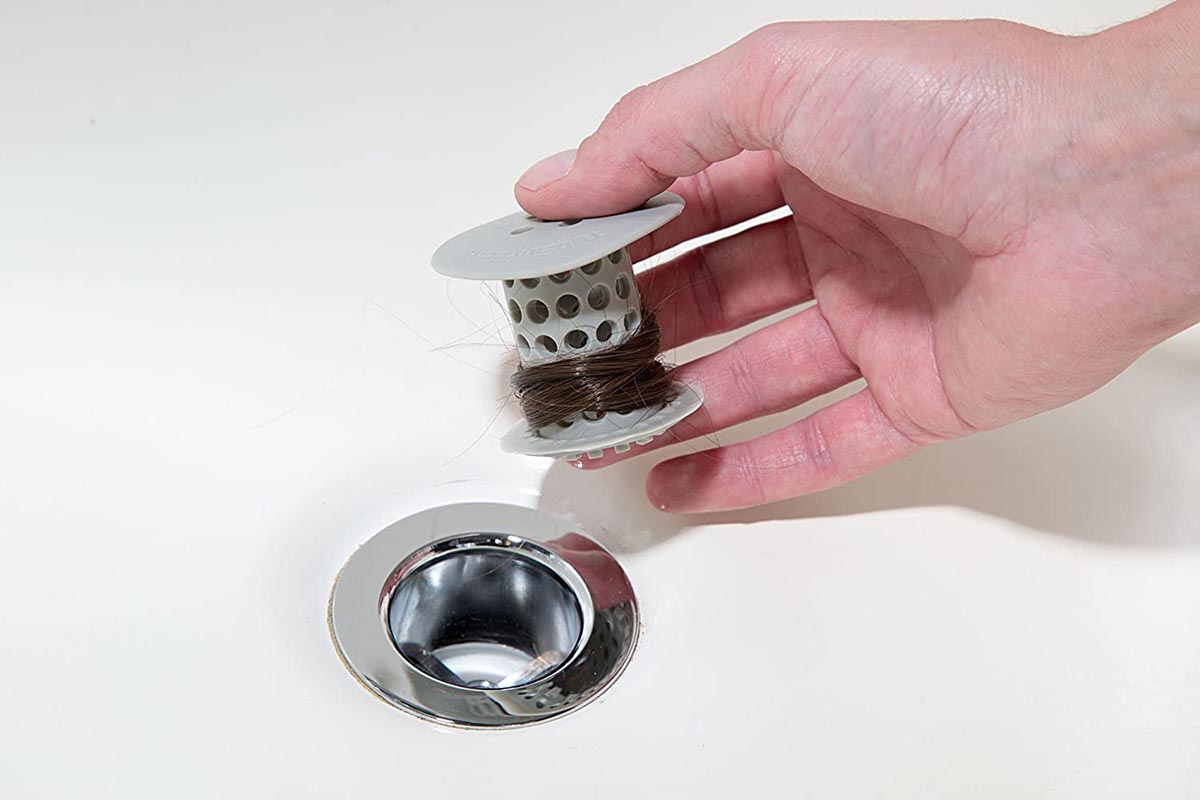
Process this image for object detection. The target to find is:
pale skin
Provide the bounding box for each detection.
[514,1,1200,514]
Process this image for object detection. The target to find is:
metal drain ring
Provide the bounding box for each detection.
[329,502,639,728]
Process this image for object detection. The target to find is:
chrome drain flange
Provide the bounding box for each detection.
[329,502,638,728]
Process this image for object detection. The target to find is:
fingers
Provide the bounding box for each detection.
[645,388,929,513]
[625,151,784,263]
[517,20,1030,250]
[640,216,814,351]
[574,306,860,470]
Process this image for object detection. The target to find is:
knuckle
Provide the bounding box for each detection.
[730,24,808,145]
[597,84,676,181]
[790,415,836,474]
[729,447,770,506]
[742,22,795,59]
[726,342,765,413]
[604,83,655,132]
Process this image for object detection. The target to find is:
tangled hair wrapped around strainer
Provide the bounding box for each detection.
[510,311,676,430]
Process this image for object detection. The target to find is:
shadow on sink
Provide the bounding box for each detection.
[538,340,1200,553]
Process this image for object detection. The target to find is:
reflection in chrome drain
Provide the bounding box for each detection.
[388,548,583,689]
[329,502,638,728]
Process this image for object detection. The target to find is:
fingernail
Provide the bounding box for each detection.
[518,149,576,191]
[646,459,704,513]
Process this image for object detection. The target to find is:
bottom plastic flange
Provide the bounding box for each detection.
[499,382,703,459]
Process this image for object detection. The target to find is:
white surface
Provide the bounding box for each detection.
[2,1,1198,798]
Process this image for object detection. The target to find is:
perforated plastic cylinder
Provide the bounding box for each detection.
[500,247,641,365]
[432,193,703,457]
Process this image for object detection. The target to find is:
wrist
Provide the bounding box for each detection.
[1058,4,1200,333]
[1087,1,1200,115]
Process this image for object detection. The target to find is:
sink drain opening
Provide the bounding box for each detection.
[388,547,584,689]
[329,502,638,728]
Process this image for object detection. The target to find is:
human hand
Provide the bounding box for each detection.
[514,3,1200,513]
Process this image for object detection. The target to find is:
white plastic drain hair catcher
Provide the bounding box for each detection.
[432,192,703,460]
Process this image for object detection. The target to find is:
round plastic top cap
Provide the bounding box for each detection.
[431,192,684,281]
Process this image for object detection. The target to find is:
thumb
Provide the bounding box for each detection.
[515,26,781,218]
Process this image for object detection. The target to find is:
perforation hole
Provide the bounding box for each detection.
[520,277,540,289]
[536,335,558,355]
[507,299,522,323]
[526,299,549,324]
[624,309,640,331]
[559,219,581,226]
[614,273,631,299]
[511,226,533,235]
[608,250,624,264]
[581,260,601,275]
[555,294,580,319]
[565,330,588,349]
[587,285,611,311]
[556,419,573,428]
[596,320,614,342]
[515,335,531,356]
[582,410,606,421]
[549,271,571,283]
[503,279,514,288]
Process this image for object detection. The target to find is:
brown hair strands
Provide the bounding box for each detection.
[510,311,676,430]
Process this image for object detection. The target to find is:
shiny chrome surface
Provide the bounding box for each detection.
[329,502,639,728]
[388,546,584,689]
